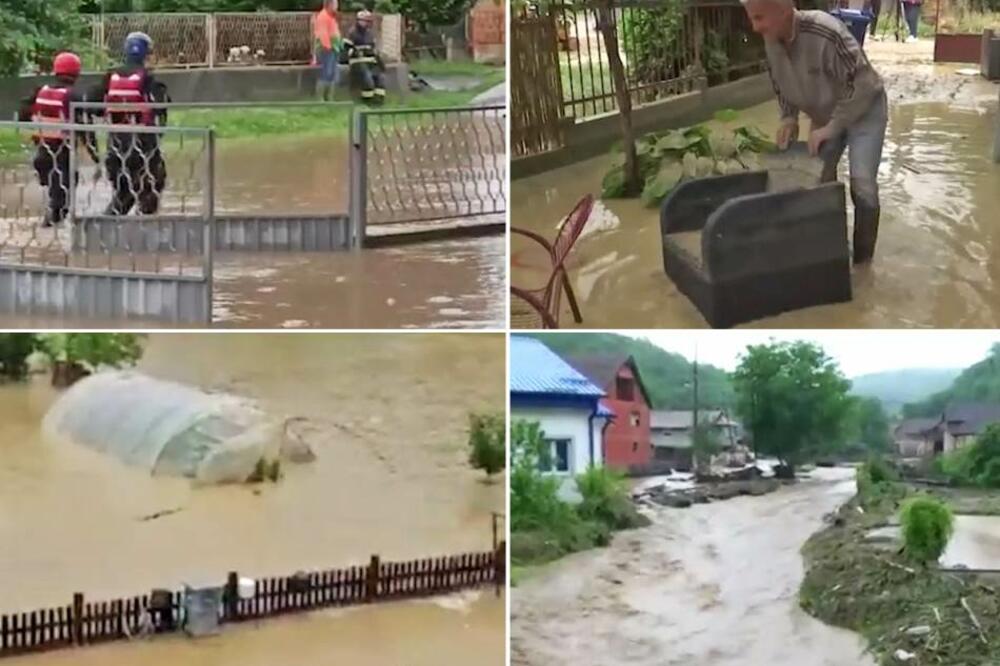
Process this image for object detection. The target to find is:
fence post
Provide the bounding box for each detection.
[71,593,84,646]
[203,128,215,325]
[365,555,380,601]
[207,15,217,68]
[225,571,239,622]
[494,542,506,597]
[348,110,368,250]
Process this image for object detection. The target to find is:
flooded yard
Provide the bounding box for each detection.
[511,52,1000,328]
[512,467,875,666]
[0,333,505,664]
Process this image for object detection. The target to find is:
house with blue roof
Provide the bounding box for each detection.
[510,336,612,498]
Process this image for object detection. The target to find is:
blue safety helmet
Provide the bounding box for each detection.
[124,32,153,61]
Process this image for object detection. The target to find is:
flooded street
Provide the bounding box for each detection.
[941,515,1000,570]
[511,51,1000,328]
[511,468,875,666]
[0,333,505,663]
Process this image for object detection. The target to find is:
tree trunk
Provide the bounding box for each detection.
[51,361,90,388]
[596,2,641,194]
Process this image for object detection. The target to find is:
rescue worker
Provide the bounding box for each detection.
[17,52,101,227]
[91,32,171,216]
[342,10,386,105]
[314,0,343,101]
[744,0,887,264]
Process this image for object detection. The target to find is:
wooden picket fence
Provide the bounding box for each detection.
[0,547,504,658]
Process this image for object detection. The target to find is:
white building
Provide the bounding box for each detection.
[510,336,611,502]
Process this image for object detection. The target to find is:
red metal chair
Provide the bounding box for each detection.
[510,267,566,329]
[510,194,594,324]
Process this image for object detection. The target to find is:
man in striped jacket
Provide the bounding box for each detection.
[744,0,888,264]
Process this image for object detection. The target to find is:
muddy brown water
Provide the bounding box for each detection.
[512,468,876,666]
[0,135,505,329]
[0,333,505,664]
[511,63,1000,328]
[940,515,1000,570]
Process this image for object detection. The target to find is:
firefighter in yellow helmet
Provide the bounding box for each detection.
[342,10,386,105]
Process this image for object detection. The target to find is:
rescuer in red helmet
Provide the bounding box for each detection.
[17,52,101,227]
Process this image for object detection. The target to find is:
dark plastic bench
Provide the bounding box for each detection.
[659,170,852,328]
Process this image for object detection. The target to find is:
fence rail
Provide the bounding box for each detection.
[512,0,767,138]
[89,11,399,69]
[353,105,506,234]
[0,547,504,658]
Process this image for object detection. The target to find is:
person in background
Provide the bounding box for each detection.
[343,10,386,105]
[314,0,343,101]
[17,52,101,227]
[91,32,170,216]
[902,0,921,42]
[866,0,882,40]
[743,0,888,264]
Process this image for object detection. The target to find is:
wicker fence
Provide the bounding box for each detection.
[0,547,504,658]
[90,12,401,69]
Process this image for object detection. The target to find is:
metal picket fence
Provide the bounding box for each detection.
[350,105,507,238]
[0,120,213,325]
[73,100,357,252]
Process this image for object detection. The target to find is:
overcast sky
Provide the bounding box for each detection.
[622,331,999,377]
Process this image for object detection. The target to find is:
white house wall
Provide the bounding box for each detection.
[511,406,605,503]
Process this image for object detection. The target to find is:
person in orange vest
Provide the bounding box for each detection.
[314,0,343,101]
[90,32,171,216]
[17,52,101,227]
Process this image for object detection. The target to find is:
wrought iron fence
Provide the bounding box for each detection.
[90,12,399,69]
[352,105,506,234]
[0,120,213,324]
[540,0,767,119]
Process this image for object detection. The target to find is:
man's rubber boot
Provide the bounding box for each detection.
[316,81,328,101]
[853,203,880,265]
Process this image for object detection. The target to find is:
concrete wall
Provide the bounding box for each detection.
[512,73,775,179]
[0,64,410,119]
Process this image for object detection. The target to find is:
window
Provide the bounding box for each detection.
[616,376,635,401]
[540,438,571,473]
[632,441,639,453]
[630,411,640,427]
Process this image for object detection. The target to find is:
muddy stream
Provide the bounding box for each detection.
[511,54,1000,328]
[0,135,505,329]
[512,468,875,666]
[0,333,505,664]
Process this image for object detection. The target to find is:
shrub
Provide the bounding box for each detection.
[857,458,905,511]
[933,445,976,485]
[0,334,39,379]
[468,411,505,478]
[576,466,651,531]
[38,333,144,369]
[900,497,954,564]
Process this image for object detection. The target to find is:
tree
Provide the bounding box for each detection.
[39,333,144,369]
[0,334,40,380]
[903,343,1000,417]
[0,1,94,76]
[850,396,892,455]
[595,1,641,194]
[467,411,505,479]
[732,341,853,471]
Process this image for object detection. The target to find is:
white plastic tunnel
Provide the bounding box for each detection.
[43,371,284,483]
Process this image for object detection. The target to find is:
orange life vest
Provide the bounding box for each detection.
[105,71,154,125]
[31,84,71,141]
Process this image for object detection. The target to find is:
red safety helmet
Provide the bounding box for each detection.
[53,52,82,77]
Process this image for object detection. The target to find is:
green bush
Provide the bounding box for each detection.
[0,334,39,379]
[38,333,144,370]
[933,426,1000,488]
[900,497,954,564]
[857,458,906,511]
[467,411,505,478]
[933,445,976,485]
[576,466,651,531]
[866,455,898,485]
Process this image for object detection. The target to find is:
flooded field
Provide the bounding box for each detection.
[0,333,505,663]
[0,133,505,329]
[512,468,876,666]
[511,54,1000,328]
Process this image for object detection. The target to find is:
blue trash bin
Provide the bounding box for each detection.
[830,8,872,47]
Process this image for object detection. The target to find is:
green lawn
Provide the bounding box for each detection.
[0,74,505,164]
[407,58,504,78]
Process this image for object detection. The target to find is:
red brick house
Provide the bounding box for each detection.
[563,354,653,470]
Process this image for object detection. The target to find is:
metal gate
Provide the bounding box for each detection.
[0,120,213,325]
[74,101,358,252]
[350,105,507,242]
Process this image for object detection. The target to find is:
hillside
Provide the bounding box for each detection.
[903,344,1000,417]
[526,333,733,410]
[849,368,961,415]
